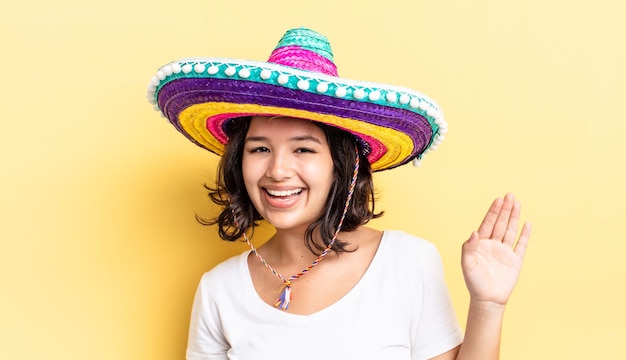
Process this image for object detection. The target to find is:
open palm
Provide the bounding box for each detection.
[462,193,532,305]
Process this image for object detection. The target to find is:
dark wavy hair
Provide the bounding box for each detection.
[198,117,383,254]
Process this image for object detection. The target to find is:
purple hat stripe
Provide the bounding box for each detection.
[158,78,433,157]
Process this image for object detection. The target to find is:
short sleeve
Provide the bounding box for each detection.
[411,242,463,359]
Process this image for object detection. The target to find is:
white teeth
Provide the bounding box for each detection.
[266,188,302,197]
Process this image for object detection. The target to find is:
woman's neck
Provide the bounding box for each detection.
[260,227,336,266]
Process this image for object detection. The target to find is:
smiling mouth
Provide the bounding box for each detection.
[265,188,303,197]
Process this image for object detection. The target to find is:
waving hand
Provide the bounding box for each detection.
[461,193,532,305]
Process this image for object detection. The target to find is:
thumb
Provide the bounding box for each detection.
[462,231,480,252]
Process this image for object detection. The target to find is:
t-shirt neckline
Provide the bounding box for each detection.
[238,230,390,319]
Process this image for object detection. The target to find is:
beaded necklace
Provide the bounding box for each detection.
[240,148,360,311]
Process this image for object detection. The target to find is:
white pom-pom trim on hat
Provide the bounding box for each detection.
[277,74,289,85]
[316,82,329,93]
[354,88,365,99]
[297,79,310,90]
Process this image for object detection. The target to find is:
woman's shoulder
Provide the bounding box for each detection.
[378,230,443,267]
[198,251,249,289]
[382,230,438,251]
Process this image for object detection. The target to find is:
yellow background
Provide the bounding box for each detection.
[1,0,624,358]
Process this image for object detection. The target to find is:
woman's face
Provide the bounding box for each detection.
[242,116,334,232]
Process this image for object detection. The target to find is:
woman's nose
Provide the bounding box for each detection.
[265,152,294,181]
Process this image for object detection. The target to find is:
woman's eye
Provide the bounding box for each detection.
[249,147,269,153]
[295,148,315,153]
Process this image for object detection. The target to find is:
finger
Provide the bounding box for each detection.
[503,201,521,247]
[477,197,504,239]
[513,222,532,260]
[490,193,516,241]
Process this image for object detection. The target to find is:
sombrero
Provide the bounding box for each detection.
[147,27,447,171]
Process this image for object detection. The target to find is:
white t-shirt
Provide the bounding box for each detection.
[187,230,463,360]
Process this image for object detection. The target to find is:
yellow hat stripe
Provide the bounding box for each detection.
[178,102,415,171]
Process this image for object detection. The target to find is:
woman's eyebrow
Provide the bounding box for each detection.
[289,135,322,144]
[244,136,267,142]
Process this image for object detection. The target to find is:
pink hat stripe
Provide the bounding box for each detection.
[203,111,386,164]
[268,46,338,76]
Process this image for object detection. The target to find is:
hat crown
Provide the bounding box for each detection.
[267,28,339,76]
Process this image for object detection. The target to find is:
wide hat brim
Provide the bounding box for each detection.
[148,57,447,171]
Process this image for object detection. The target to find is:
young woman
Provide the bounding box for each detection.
[147,27,532,360]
